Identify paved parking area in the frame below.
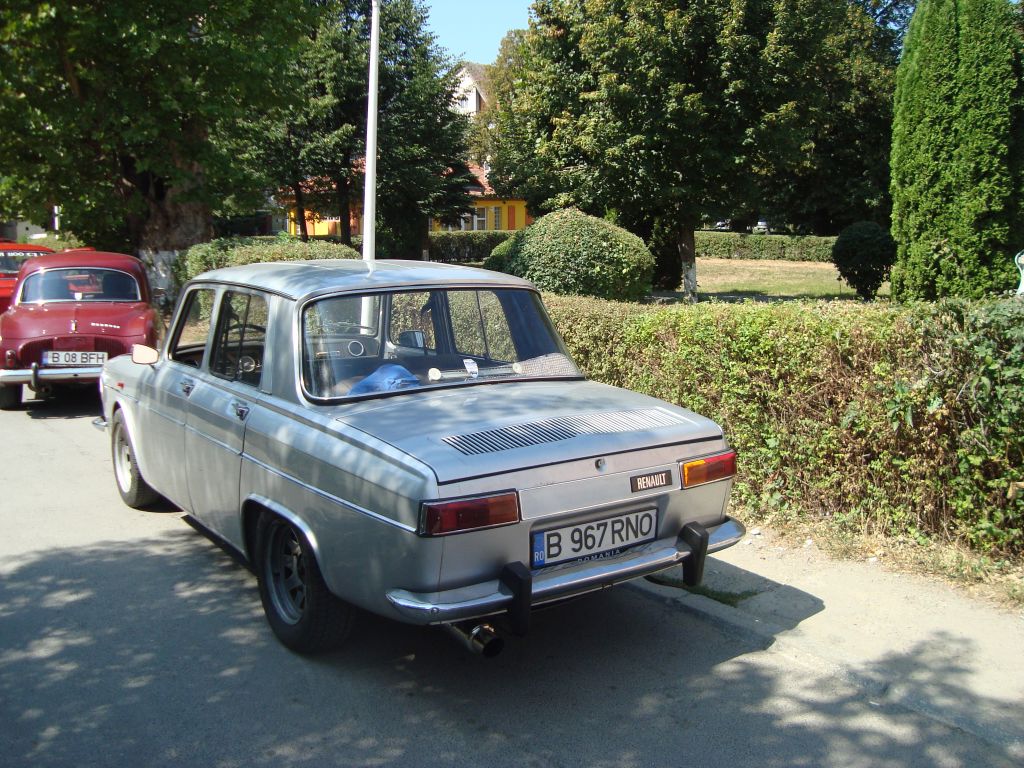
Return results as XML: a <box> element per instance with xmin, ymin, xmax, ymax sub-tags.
<box><xmin>0</xmin><ymin>391</ymin><xmax>1017</xmax><ymax>767</ymax></box>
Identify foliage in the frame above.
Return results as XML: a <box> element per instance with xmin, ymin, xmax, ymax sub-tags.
<box><xmin>832</xmin><ymin>221</ymin><xmax>897</xmax><ymax>299</ymax></box>
<box><xmin>695</xmin><ymin>232</ymin><xmax>835</xmax><ymax>263</ymax></box>
<box><xmin>543</xmin><ymin>294</ymin><xmax>1023</xmax><ymax>555</ymax></box>
<box><xmin>0</xmin><ymin>0</ymin><xmax>312</xmax><ymax>252</ymax></box>
<box><xmin>19</xmin><ymin>232</ymin><xmax>86</xmax><ymax>252</ymax></box>
<box><xmin>756</xmin><ymin>2</ymin><xmax>898</xmax><ymax>236</ymax></box>
<box><xmin>890</xmin><ymin>0</ymin><xmax>1024</xmax><ymax>299</ymax></box>
<box><xmin>484</xmin><ymin>209</ymin><xmax>653</xmax><ymax>301</ymax></box>
<box><xmin>487</xmin><ymin>0</ymin><xmax>896</xmax><ymax>293</ymax></box>
<box><xmin>428</xmin><ymin>231</ymin><xmax>514</xmax><ymax>263</ymax></box>
<box><xmin>239</xmin><ymin>0</ymin><xmax>474</xmax><ymax>257</ymax></box>
<box><xmin>178</xmin><ymin>236</ymin><xmax>359</xmax><ymax>283</ymax></box>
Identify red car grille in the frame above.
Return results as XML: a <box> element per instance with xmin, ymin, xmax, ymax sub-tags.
<box><xmin>18</xmin><ymin>336</ymin><xmax>130</xmax><ymax>365</ymax></box>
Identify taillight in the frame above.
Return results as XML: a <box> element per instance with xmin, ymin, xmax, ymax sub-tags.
<box><xmin>681</xmin><ymin>451</ymin><xmax>737</xmax><ymax>488</ymax></box>
<box><xmin>420</xmin><ymin>492</ymin><xmax>520</xmax><ymax>536</ymax></box>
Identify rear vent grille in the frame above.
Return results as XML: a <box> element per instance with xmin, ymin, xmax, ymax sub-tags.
<box><xmin>442</xmin><ymin>408</ymin><xmax>687</xmax><ymax>456</ymax></box>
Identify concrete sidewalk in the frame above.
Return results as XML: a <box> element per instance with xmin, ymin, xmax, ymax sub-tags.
<box><xmin>638</xmin><ymin>528</ymin><xmax>1024</xmax><ymax>759</ymax></box>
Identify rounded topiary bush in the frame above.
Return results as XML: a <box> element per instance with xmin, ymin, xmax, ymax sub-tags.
<box><xmin>483</xmin><ymin>208</ymin><xmax>654</xmax><ymax>301</ymax></box>
<box><xmin>832</xmin><ymin>222</ymin><xmax>897</xmax><ymax>300</ymax></box>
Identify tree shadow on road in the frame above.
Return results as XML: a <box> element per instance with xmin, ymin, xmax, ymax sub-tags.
<box><xmin>0</xmin><ymin>528</ymin><xmax>1017</xmax><ymax>768</ymax></box>
<box><xmin>22</xmin><ymin>388</ymin><xmax>103</xmax><ymax>420</ymax></box>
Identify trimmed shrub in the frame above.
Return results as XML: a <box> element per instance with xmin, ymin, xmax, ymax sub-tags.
<box><xmin>23</xmin><ymin>232</ymin><xmax>86</xmax><ymax>252</ymax></box>
<box><xmin>178</xmin><ymin>236</ymin><xmax>359</xmax><ymax>283</ymax></box>
<box><xmin>429</xmin><ymin>231</ymin><xmax>514</xmax><ymax>263</ymax></box>
<box><xmin>543</xmin><ymin>294</ymin><xmax>1023</xmax><ymax>556</ymax></box>
<box><xmin>695</xmin><ymin>231</ymin><xmax>835</xmax><ymax>262</ymax></box>
<box><xmin>832</xmin><ymin>221</ymin><xmax>897</xmax><ymax>300</ymax></box>
<box><xmin>483</xmin><ymin>208</ymin><xmax>654</xmax><ymax>301</ymax></box>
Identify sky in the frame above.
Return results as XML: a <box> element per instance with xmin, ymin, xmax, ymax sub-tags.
<box><xmin>425</xmin><ymin>0</ymin><xmax>533</xmax><ymax>65</ymax></box>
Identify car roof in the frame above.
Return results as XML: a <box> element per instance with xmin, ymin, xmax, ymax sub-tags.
<box><xmin>19</xmin><ymin>250</ymin><xmax>145</xmax><ymax>274</ymax></box>
<box><xmin>192</xmin><ymin>259</ymin><xmax>536</xmax><ymax>300</ymax></box>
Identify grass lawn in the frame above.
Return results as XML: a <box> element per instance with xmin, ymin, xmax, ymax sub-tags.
<box><xmin>676</xmin><ymin>258</ymin><xmax>890</xmax><ymax>302</ymax></box>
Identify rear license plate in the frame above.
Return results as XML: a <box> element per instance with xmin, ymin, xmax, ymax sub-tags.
<box><xmin>532</xmin><ymin>509</ymin><xmax>657</xmax><ymax>568</ymax></box>
<box><xmin>42</xmin><ymin>350</ymin><xmax>108</xmax><ymax>366</ymax></box>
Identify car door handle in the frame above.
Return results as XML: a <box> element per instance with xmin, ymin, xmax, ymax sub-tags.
<box><xmin>180</xmin><ymin>378</ymin><xmax>195</xmax><ymax>396</ymax></box>
<box><xmin>231</xmin><ymin>401</ymin><xmax>250</xmax><ymax>420</ymax></box>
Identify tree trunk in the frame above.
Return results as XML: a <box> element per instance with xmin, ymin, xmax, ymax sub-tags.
<box><xmin>126</xmin><ymin>183</ymin><xmax>213</xmax><ymax>298</ymax></box>
<box><xmin>292</xmin><ymin>181</ymin><xmax>309</xmax><ymax>242</ymax></box>
<box><xmin>675</xmin><ymin>227</ymin><xmax>698</xmax><ymax>301</ymax></box>
<box><xmin>335</xmin><ymin>176</ymin><xmax>352</xmax><ymax>246</ymax></box>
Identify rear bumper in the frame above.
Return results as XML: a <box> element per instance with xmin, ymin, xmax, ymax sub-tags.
<box><xmin>0</xmin><ymin>363</ymin><xmax>102</xmax><ymax>388</ymax></box>
<box><xmin>386</xmin><ymin>516</ymin><xmax>745</xmax><ymax>627</ymax></box>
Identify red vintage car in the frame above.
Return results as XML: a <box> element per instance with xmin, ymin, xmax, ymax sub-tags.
<box><xmin>0</xmin><ymin>239</ymin><xmax>55</xmax><ymax>314</ymax></box>
<box><xmin>0</xmin><ymin>249</ymin><xmax>160</xmax><ymax>409</ymax></box>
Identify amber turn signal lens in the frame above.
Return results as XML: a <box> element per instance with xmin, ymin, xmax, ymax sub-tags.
<box><xmin>681</xmin><ymin>451</ymin><xmax>737</xmax><ymax>488</ymax></box>
<box><xmin>421</xmin><ymin>491</ymin><xmax>521</xmax><ymax>536</ymax></box>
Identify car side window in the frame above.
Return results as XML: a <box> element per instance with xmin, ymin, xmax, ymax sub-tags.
<box><xmin>210</xmin><ymin>290</ymin><xmax>268</xmax><ymax>388</ymax></box>
<box><xmin>449</xmin><ymin>290</ymin><xmax>516</xmax><ymax>362</ymax></box>
<box><xmin>169</xmin><ymin>288</ymin><xmax>217</xmax><ymax>368</ymax></box>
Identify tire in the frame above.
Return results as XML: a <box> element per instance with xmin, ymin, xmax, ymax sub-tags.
<box><xmin>255</xmin><ymin>511</ymin><xmax>354</xmax><ymax>654</ymax></box>
<box><xmin>0</xmin><ymin>384</ymin><xmax>21</xmax><ymax>410</ymax></box>
<box><xmin>111</xmin><ymin>409</ymin><xmax>160</xmax><ymax>509</ymax></box>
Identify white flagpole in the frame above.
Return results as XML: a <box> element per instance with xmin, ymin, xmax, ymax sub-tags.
<box><xmin>362</xmin><ymin>0</ymin><xmax>381</xmax><ymax>263</ymax></box>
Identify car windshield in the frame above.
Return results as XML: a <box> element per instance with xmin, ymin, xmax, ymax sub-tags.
<box><xmin>0</xmin><ymin>250</ymin><xmax>46</xmax><ymax>275</ymax></box>
<box><xmin>302</xmin><ymin>287</ymin><xmax>583</xmax><ymax>400</ymax></box>
<box><xmin>19</xmin><ymin>268</ymin><xmax>141</xmax><ymax>303</ymax></box>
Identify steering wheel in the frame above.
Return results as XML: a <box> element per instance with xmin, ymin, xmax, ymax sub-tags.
<box><xmin>225</xmin><ymin>322</ymin><xmax>266</xmax><ymax>338</ymax></box>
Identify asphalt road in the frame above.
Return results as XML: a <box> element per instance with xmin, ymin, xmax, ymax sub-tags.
<box><xmin>0</xmin><ymin>389</ymin><xmax>1014</xmax><ymax>768</ymax></box>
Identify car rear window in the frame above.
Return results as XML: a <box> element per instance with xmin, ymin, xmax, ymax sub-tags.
<box><xmin>19</xmin><ymin>268</ymin><xmax>141</xmax><ymax>303</ymax></box>
<box><xmin>302</xmin><ymin>287</ymin><xmax>582</xmax><ymax>400</ymax></box>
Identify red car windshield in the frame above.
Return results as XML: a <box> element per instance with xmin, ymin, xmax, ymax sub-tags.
<box><xmin>19</xmin><ymin>268</ymin><xmax>141</xmax><ymax>303</ymax></box>
<box><xmin>0</xmin><ymin>250</ymin><xmax>48</xmax><ymax>275</ymax></box>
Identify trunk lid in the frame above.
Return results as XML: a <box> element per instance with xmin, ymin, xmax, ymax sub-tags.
<box><xmin>334</xmin><ymin>380</ymin><xmax>723</xmax><ymax>484</ymax></box>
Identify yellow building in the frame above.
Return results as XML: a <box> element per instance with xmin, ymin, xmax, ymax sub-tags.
<box><xmin>283</xmin><ymin>164</ymin><xmax>531</xmax><ymax>239</ymax></box>
<box><xmin>430</xmin><ymin>164</ymin><xmax>531</xmax><ymax>233</ymax></box>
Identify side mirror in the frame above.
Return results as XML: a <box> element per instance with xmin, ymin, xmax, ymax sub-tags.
<box><xmin>131</xmin><ymin>344</ymin><xmax>159</xmax><ymax>365</ymax></box>
<box><xmin>398</xmin><ymin>330</ymin><xmax>426</xmax><ymax>349</ymax></box>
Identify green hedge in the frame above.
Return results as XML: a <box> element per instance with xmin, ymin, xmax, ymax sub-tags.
<box><xmin>429</xmin><ymin>231</ymin><xmax>514</xmax><ymax>263</ymax></box>
<box><xmin>177</xmin><ymin>236</ymin><xmax>360</xmax><ymax>283</ymax></box>
<box><xmin>544</xmin><ymin>295</ymin><xmax>1024</xmax><ymax>556</ymax></box>
<box><xmin>696</xmin><ymin>231</ymin><xmax>836</xmax><ymax>262</ymax></box>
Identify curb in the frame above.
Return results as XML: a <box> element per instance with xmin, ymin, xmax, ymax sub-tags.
<box><xmin>632</xmin><ymin>577</ymin><xmax>1024</xmax><ymax>759</ymax></box>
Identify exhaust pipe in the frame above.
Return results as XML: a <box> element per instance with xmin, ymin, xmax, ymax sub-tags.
<box><xmin>445</xmin><ymin>622</ymin><xmax>504</xmax><ymax>657</ymax></box>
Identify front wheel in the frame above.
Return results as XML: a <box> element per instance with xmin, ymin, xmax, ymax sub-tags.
<box><xmin>0</xmin><ymin>384</ymin><xmax>21</xmax><ymax>410</ymax></box>
<box><xmin>256</xmin><ymin>511</ymin><xmax>354</xmax><ymax>653</ymax></box>
<box><xmin>111</xmin><ymin>409</ymin><xmax>160</xmax><ymax>509</ymax></box>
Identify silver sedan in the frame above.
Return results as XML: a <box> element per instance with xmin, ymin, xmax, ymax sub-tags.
<box><xmin>98</xmin><ymin>260</ymin><xmax>743</xmax><ymax>656</ymax></box>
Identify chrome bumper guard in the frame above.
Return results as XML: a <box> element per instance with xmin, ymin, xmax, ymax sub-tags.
<box><xmin>0</xmin><ymin>362</ymin><xmax>103</xmax><ymax>389</ymax></box>
<box><xmin>387</xmin><ymin>516</ymin><xmax>746</xmax><ymax>628</ymax></box>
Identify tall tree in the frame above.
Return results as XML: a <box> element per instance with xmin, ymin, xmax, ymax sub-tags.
<box><xmin>890</xmin><ymin>0</ymin><xmax>1024</xmax><ymax>299</ymax></box>
<box><xmin>489</xmin><ymin>0</ymin><xmax>848</xmax><ymax>294</ymax></box>
<box><xmin>0</xmin><ymin>0</ymin><xmax>311</xmax><ymax>255</ymax></box>
<box><xmin>248</xmin><ymin>0</ymin><xmax>473</xmax><ymax>256</ymax></box>
<box><xmin>758</xmin><ymin>2</ymin><xmax>898</xmax><ymax>235</ymax></box>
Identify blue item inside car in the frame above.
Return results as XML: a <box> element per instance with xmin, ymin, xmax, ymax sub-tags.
<box><xmin>348</xmin><ymin>363</ymin><xmax>420</xmax><ymax>395</ymax></box>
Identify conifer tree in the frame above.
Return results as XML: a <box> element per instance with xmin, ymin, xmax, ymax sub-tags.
<box><xmin>890</xmin><ymin>0</ymin><xmax>1024</xmax><ymax>298</ymax></box>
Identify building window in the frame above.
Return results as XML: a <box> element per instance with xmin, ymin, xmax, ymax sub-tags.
<box><xmin>492</xmin><ymin>206</ymin><xmax>502</xmax><ymax>230</ymax></box>
<box><xmin>474</xmin><ymin>208</ymin><xmax>487</xmax><ymax>230</ymax></box>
